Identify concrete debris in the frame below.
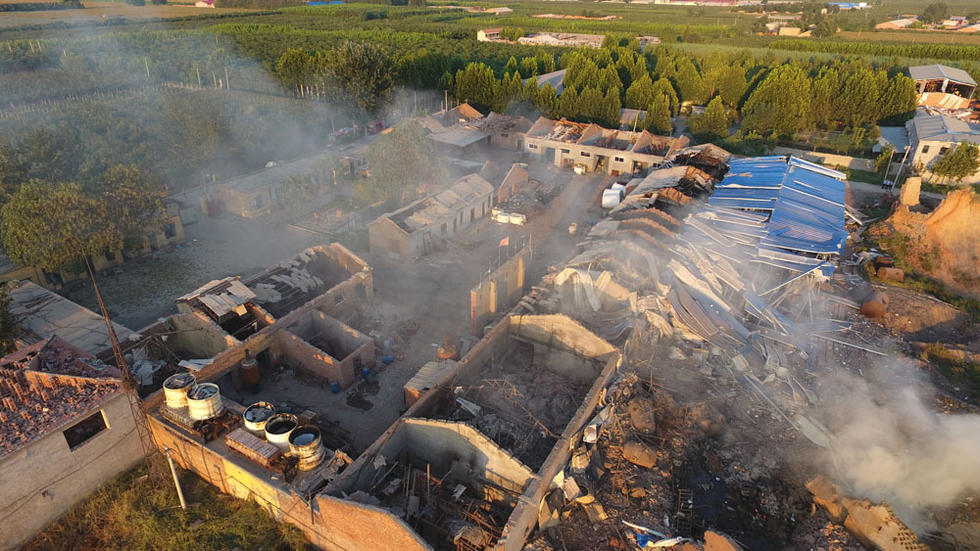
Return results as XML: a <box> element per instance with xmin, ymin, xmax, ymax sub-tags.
<box><xmin>627</xmin><ymin>397</ymin><xmax>657</xmax><ymax>434</ymax></box>
<box><xmin>620</xmin><ymin>441</ymin><xmax>657</xmax><ymax>469</ymax></box>
<box><xmin>806</xmin><ymin>477</ymin><xmax>928</xmax><ymax>551</ymax></box>
<box><xmin>702</xmin><ymin>530</ymin><xmax>742</xmax><ymax>551</ymax></box>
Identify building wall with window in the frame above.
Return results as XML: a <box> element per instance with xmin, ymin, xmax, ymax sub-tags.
<box><xmin>0</xmin><ymin>393</ymin><xmax>143</xmax><ymax>550</ymax></box>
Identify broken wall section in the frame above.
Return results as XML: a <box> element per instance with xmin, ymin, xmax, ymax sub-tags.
<box><xmin>471</xmin><ymin>247</ymin><xmax>530</xmax><ymax>336</ymax></box>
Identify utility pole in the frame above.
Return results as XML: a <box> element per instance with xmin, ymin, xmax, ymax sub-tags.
<box><xmin>144</xmin><ymin>57</ymin><xmax>150</xmax><ymax>80</ymax></box>
<box><xmin>164</xmin><ymin>448</ymin><xmax>187</xmax><ymax>510</ymax></box>
<box><xmin>85</xmin><ymin>259</ymin><xmax>157</xmax><ymax>474</ymax></box>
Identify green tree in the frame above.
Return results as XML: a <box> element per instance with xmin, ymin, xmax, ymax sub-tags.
<box><xmin>603</xmin><ymin>87</ymin><xmax>622</xmax><ymax>129</ymax></box>
<box><xmin>558</xmin><ymin>85</ymin><xmax>581</xmax><ymax>120</ymax></box>
<box><xmin>578</xmin><ymin>86</ymin><xmax>605</xmax><ymax>123</ymax></box>
<box><xmin>931</xmin><ymin>141</ymin><xmax>980</xmax><ymax>183</ymax></box>
<box><xmin>329</xmin><ymin>41</ymin><xmax>393</xmax><ymax>115</ymax></box>
<box><xmin>1</xmin><ymin>181</ymin><xmax>123</xmax><ymax>271</ymax></box>
<box><xmin>878</xmin><ymin>74</ymin><xmax>917</xmax><ymax>124</ymax></box>
<box><xmin>535</xmin><ymin>83</ymin><xmax>560</xmax><ymax>119</ymax></box>
<box><xmin>812</xmin><ymin>18</ymin><xmax>838</xmax><ymax>38</ymax></box>
<box><xmin>811</xmin><ymin>68</ymin><xmax>841</xmax><ymax>128</ymax></box>
<box><xmin>455</xmin><ymin>62</ymin><xmax>497</xmax><ymax>112</ymax></box>
<box><xmin>742</xmin><ymin>65</ymin><xmax>812</xmax><ymax>137</ymax></box>
<box><xmin>921</xmin><ymin>2</ymin><xmax>949</xmax><ymax>24</ymax></box>
<box><xmin>0</xmin><ymin>286</ymin><xmax>18</xmax><ymax>355</ymax></box>
<box><xmin>652</xmin><ymin>77</ymin><xmax>680</xmax><ymax>116</ymax></box>
<box><xmin>714</xmin><ymin>64</ymin><xmax>748</xmax><ymax>108</ymax></box>
<box><xmin>837</xmin><ymin>68</ymin><xmax>880</xmax><ymax>127</ymax></box>
<box><xmin>875</xmin><ymin>145</ymin><xmax>895</xmax><ymax>176</ymax></box>
<box><xmin>645</xmin><ymin>94</ymin><xmax>672</xmax><ymax>135</ymax></box>
<box><xmin>519</xmin><ymin>57</ymin><xmax>538</xmax><ymax>79</ymax></box>
<box><xmin>688</xmin><ymin>96</ymin><xmax>728</xmax><ymax>140</ymax></box>
<box><xmin>366</xmin><ymin>121</ymin><xmax>448</xmax><ymax>203</ymax></box>
<box><xmin>673</xmin><ymin>58</ymin><xmax>706</xmax><ymax>104</ymax></box>
<box><xmin>505</xmin><ymin>56</ymin><xmax>518</xmax><ymax>76</ymax></box>
<box><xmin>86</xmin><ymin>165</ymin><xmax>165</xmax><ymax>249</ymax></box>
<box><xmin>625</xmin><ymin>73</ymin><xmax>655</xmax><ymax>110</ymax></box>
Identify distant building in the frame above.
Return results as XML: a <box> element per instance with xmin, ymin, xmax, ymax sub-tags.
<box><xmin>875</xmin><ymin>18</ymin><xmax>918</xmax><ymax>30</ymax></box>
<box><xmin>941</xmin><ymin>16</ymin><xmax>968</xmax><ymax>29</ymax></box>
<box><xmin>5</xmin><ymin>280</ymin><xmax>137</xmax><ymax>359</ymax></box>
<box><xmin>527</xmin><ymin>69</ymin><xmax>567</xmax><ymax>96</ymax></box>
<box><xmin>908</xmin><ymin>64</ymin><xmax>978</xmax><ymax>108</ymax></box>
<box><xmin>522</xmin><ymin>117</ymin><xmax>690</xmax><ymax>176</ymax></box>
<box><xmin>476</xmin><ymin>28</ymin><xmax>501</xmax><ymax>42</ymax></box>
<box><xmin>518</xmin><ymin>32</ymin><xmax>605</xmax><ymax>49</ymax></box>
<box><xmin>905</xmin><ymin>112</ymin><xmax>980</xmax><ymax>184</ymax></box>
<box><xmin>0</xmin><ymin>337</ymin><xmax>143</xmax><ymax>549</ymax></box>
<box><xmin>485</xmin><ymin>6</ymin><xmax>512</xmax><ymax>14</ymax></box>
<box><xmin>637</xmin><ymin>35</ymin><xmax>661</xmax><ymax>48</ymax></box>
<box><xmin>956</xmin><ymin>23</ymin><xmax>980</xmax><ymax>33</ymax></box>
<box><xmin>368</xmin><ymin>174</ymin><xmax>494</xmax><ymax>259</ymax></box>
<box><xmin>829</xmin><ymin>2</ymin><xmax>869</xmax><ymax>10</ymax></box>
<box><xmin>205</xmin><ymin>152</ymin><xmax>338</xmax><ymax>218</ymax></box>
<box><xmin>777</xmin><ymin>26</ymin><xmax>811</xmax><ymax>37</ymax></box>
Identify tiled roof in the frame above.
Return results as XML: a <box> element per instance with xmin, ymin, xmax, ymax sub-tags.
<box><xmin>0</xmin><ymin>337</ymin><xmax>122</xmax><ymax>457</ymax></box>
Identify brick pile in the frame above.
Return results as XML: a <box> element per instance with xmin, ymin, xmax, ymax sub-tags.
<box><xmin>0</xmin><ymin>337</ymin><xmax>122</xmax><ymax>457</ymax></box>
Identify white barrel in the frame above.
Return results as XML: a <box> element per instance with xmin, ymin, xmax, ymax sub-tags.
<box><xmin>163</xmin><ymin>373</ymin><xmax>196</xmax><ymax>409</ymax></box>
<box><xmin>243</xmin><ymin>402</ymin><xmax>276</xmax><ymax>435</ymax></box>
<box><xmin>288</xmin><ymin>425</ymin><xmax>326</xmax><ymax>471</ymax></box>
<box><xmin>265</xmin><ymin>413</ymin><xmax>298</xmax><ymax>451</ymax></box>
<box><xmin>601</xmin><ymin>189</ymin><xmax>623</xmax><ymax>209</ymax></box>
<box><xmin>186</xmin><ymin>383</ymin><xmax>223</xmax><ymax>421</ymax></box>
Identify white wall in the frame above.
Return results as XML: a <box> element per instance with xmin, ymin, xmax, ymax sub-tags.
<box><xmin>0</xmin><ymin>393</ymin><xmax>144</xmax><ymax>550</ymax></box>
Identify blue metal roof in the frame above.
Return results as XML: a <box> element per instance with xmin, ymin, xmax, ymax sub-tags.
<box><xmin>707</xmin><ymin>156</ymin><xmax>847</xmax><ymax>274</ymax></box>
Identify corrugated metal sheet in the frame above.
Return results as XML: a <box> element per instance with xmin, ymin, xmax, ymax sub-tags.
<box><xmin>706</xmin><ymin>156</ymin><xmax>846</xmax><ymax>275</ymax></box>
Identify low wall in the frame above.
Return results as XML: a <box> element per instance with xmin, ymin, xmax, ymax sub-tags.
<box><xmin>471</xmin><ymin>247</ymin><xmax>530</xmax><ymax>336</ymax></box>
<box><xmin>771</xmin><ymin>147</ymin><xmax>874</xmax><ymax>172</ymax></box>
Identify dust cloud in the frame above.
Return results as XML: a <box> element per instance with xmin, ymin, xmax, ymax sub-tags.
<box><xmin>817</xmin><ymin>358</ymin><xmax>980</xmax><ymax>530</ymax></box>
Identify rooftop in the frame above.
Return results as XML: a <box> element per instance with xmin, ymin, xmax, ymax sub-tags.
<box><xmin>908</xmin><ymin>64</ymin><xmax>978</xmax><ymax>87</ymax></box>
<box><xmin>385</xmin><ymin>174</ymin><xmax>494</xmax><ymax>234</ymax></box>
<box><xmin>0</xmin><ymin>336</ymin><xmax>121</xmax><ymax>457</ymax></box>
<box><xmin>705</xmin><ymin>156</ymin><xmax>848</xmax><ymax>272</ymax></box>
<box><xmin>245</xmin><ymin>246</ymin><xmax>354</xmax><ymax>318</ymax></box>
<box><xmin>176</xmin><ymin>277</ymin><xmax>256</xmax><ymax>319</ymax></box>
<box><xmin>907</xmin><ymin>112</ymin><xmax>980</xmax><ymax>144</ymax></box>
<box><xmin>6</xmin><ymin>280</ymin><xmax>137</xmax><ymax>357</ymax></box>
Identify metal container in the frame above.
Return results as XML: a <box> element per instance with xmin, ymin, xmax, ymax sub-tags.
<box><xmin>265</xmin><ymin>413</ymin><xmax>298</xmax><ymax>451</ymax></box>
<box><xmin>186</xmin><ymin>383</ymin><xmax>224</xmax><ymax>421</ymax></box>
<box><xmin>240</xmin><ymin>351</ymin><xmax>260</xmax><ymax>389</ymax></box>
<box><xmin>288</xmin><ymin>425</ymin><xmax>326</xmax><ymax>471</ymax></box>
<box><xmin>243</xmin><ymin>401</ymin><xmax>276</xmax><ymax>435</ymax></box>
<box><xmin>163</xmin><ymin>373</ymin><xmax>196</xmax><ymax>410</ymax></box>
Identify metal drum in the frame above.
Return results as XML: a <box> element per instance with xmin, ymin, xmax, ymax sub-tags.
<box><xmin>243</xmin><ymin>402</ymin><xmax>276</xmax><ymax>435</ymax></box>
<box><xmin>163</xmin><ymin>373</ymin><xmax>196</xmax><ymax>409</ymax></box>
<box><xmin>288</xmin><ymin>425</ymin><xmax>326</xmax><ymax>471</ymax></box>
<box><xmin>186</xmin><ymin>383</ymin><xmax>224</xmax><ymax>421</ymax></box>
<box><xmin>265</xmin><ymin>413</ymin><xmax>298</xmax><ymax>451</ymax></box>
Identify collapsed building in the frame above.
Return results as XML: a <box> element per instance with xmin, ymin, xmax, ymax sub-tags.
<box><xmin>368</xmin><ymin>174</ymin><xmax>495</xmax><ymax>259</ymax></box>
<box><xmin>0</xmin><ymin>337</ymin><xmax>143</xmax><ymax>549</ymax></box>
<box><xmin>521</xmin><ymin>117</ymin><xmax>690</xmax><ymax>176</ymax></box>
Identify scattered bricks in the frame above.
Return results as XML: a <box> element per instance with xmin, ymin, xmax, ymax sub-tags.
<box><xmin>627</xmin><ymin>397</ymin><xmax>657</xmax><ymax>434</ymax></box>
<box><xmin>619</xmin><ymin>441</ymin><xmax>657</xmax><ymax>469</ymax></box>
<box><xmin>877</xmin><ymin>267</ymin><xmax>904</xmax><ymax>282</ymax></box>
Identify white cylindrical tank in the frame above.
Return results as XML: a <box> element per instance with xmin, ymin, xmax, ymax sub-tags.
<box><xmin>265</xmin><ymin>413</ymin><xmax>298</xmax><ymax>451</ymax></box>
<box><xmin>163</xmin><ymin>373</ymin><xmax>196</xmax><ymax>409</ymax></box>
<box><xmin>288</xmin><ymin>425</ymin><xmax>326</xmax><ymax>471</ymax></box>
<box><xmin>243</xmin><ymin>402</ymin><xmax>276</xmax><ymax>435</ymax></box>
<box><xmin>186</xmin><ymin>383</ymin><xmax>223</xmax><ymax>421</ymax></box>
<box><xmin>602</xmin><ymin>189</ymin><xmax>623</xmax><ymax>209</ymax></box>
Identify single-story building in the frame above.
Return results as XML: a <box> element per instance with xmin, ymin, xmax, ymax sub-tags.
<box><xmin>875</xmin><ymin>18</ymin><xmax>917</xmax><ymax>30</ymax></box>
<box><xmin>0</xmin><ymin>337</ymin><xmax>143</xmax><ymax>549</ymax></box>
<box><xmin>476</xmin><ymin>28</ymin><xmax>501</xmax><ymax>42</ymax></box>
<box><xmin>522</xmin><ymin>116</ymin><xmax>690</xmax><ymax>176</ymax></box>
<box><xmin>905</xmin><ymin>112</ymin><xmax>980</xmax><ymax>184</ymax></box>
<box><xmin>909</xmin><ymin>64</ymin><xmax>977</xmax><ymax>100</ymax></box>
<box><xmin>368</xmin><ymin>174</ymin><xmax>495</xmax><ymax>259</ymax></box>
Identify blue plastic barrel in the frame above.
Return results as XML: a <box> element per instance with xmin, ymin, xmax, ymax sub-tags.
<box><xmin>330</xmin><ymin>381</ymin><xmax>340</xmax><ymax>393</ymax></box>
<box><xmin>362</xmin><ymin>367</ymin><xmax>371</xmax><ymax>379</ymax></box>
<box><xmin>381</xmin><ymin>355</ymin><xmax>394</xmax><ymax>365</ymax></box>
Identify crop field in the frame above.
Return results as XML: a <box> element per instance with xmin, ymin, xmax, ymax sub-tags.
<box><xmin>0</xmin><ymin>1</ymin><xmax>258</xmax><ymax>28</ymax></box>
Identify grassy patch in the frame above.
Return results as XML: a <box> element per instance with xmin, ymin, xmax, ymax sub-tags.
<box><xmin>919</xmin><ymin>342</ymin><xmax>980</xmax><ymax>398</ymax></box>
<box><xmin>920</xmin><ymin>181</ymin><xmax>980</xmax><ymax>196</ymax></box>
<box><xmin>863</xmin><ymin>229</ymin><xmax>980</xmax><ymax>321</ymax></box>
<box><xmin>24</xmin><ymin>462</ymin><xmax>310</xmax><ymax>551</ymax></box>
<box><xmin>846</xmin><ymin>168</ymin><xmax>884</xmax><ymax>187</ymax></box>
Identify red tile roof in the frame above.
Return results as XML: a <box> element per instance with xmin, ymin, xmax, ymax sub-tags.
<box><xmin>0</xmin><ymin>337</ymin><xmax>122</xmax><ymax>457</ymax></box>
